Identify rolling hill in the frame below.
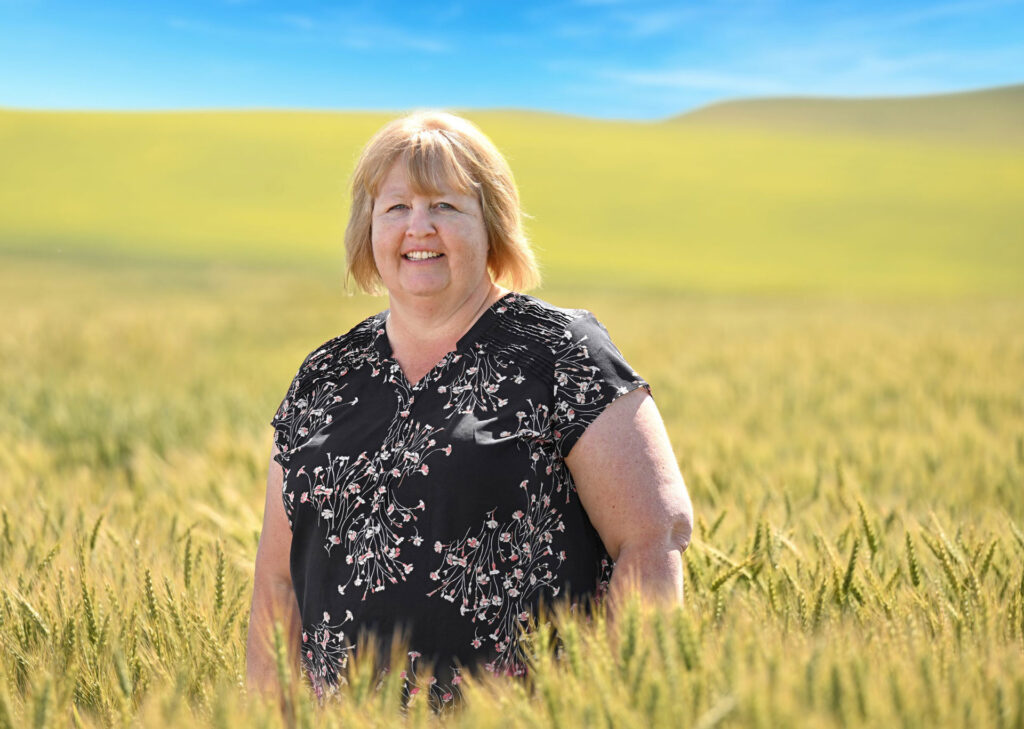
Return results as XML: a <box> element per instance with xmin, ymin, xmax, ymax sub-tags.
<box><xmin>672</xmin><ymin>83</ymin><xmax>1024</xmax><ymax>143</ymax></box>
<box><xmin>1</xmin><ymin>87</ymin><xmax>1021</xmax><ymax>295</ymax></box>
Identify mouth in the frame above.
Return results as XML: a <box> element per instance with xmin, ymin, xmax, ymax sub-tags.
<box><xmin>403</xmin><ymin>251</ymin><xmax>444</xmax><ymax>261</ymax></box>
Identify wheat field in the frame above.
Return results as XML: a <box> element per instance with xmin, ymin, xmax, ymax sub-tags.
<box><xmin>1</xmin><ymin>96</ymin><xmax>1023</xmax><ymax>726</ymax></box>
<box><xmin>1</xmin><ymin>253</ymin><xmax>1022</xmax><ymax>727</ymax></box>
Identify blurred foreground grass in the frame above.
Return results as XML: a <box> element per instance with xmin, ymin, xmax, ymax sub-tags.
<box><xmin>1</xmin><ymin>254</ymin><xmax>1023</xmax><ymax>727</ymax></box>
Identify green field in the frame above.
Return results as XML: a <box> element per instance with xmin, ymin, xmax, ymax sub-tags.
<box><xmin>1</xmin><ymin>89</ymin><xmax>1023</xmax><ymax>727</ymax></box>
<box><xmin>2</xmin><ymin>84</ymin><xmax>1023</xmax><ymax>294</ymax></box>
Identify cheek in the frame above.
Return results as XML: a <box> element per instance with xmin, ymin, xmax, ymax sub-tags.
<box><xmin>370</xmin><ymin>221</ymin><xmax>396</xmax><ymax>256</ymax></box>
<box><xmin>464</xmin><ymin>223</ymin><xmax>490</xmax><ymax>263</ymax></box>
<box><xmin>370</xmin><ymin>219</ymin><xmax>386</xmax><ymax>246</ymax></box>
<box><xmin>369</xmin><ymin>230</ymin><xmax>393</xmax><ymax>275</ymax></box>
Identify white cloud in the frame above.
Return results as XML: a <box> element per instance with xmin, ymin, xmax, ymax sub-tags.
<box><xmin>885</xmin><ymin>0</ymin><xmax>1023</xmax><ymax>27</ymax></box>
<box><xmin>166</xmin><ymin>17</ymin><xmax>227</xmax><ymax>36</ymax></box>
<box><xmin>553</xmin><ymin>4</ymin><xmax>708</xmax><ymax>39</ymax></box>
<box><xmin>597</xmin><ymin>37</ymin><xmax>1024</xmax><ymax>109</ymax></box>
<box><xmin>277</xmin><ymin>14</ymin><xmax>315</xmax><ymax>31</ymax></box>
<box><xmin>617</xmin><ymin>7</ymin><xmax>704</xmax><ymax>37</ymax></box>
<box><xmin>166</xmin><ymin>13</ymin><xmax>451</xmax><ymax>54</ymax></box>
<box><xmin>603</xmin><ymin>68</ymin><xmax>790</xmax><ymax>94</ymax></box>
<box><xmin>334</xmin><ymin>25</ymin><xmax>450</xmax><ymax>54</ymax></box>
<box><xmin>552</xmin><ymin>22</ymin><xmax>603</xmax><ymax>39</ymax></box>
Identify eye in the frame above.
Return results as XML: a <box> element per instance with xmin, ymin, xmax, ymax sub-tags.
<box><xmin>434</xmin><ymin>201</ymin><xmax>457</xmax><ymax>211</ymax></box>
<box><xmin>385</xmin><ymin>203</ymin><xmax>408</xmax><ymax>213</ymax></box>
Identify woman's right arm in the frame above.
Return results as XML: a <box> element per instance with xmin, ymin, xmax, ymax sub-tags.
<box><xmin>246</xmin><ymin>444</ymin><xmax>302</xmax><ymax>696</ymax></box>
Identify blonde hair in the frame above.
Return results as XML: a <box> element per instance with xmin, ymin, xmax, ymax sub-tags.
<box><xmin>345</xmin><ymin>111</ymin><xmax>540</xmax><ymax>294</ymax></box>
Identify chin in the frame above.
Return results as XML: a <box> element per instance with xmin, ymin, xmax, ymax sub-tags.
<box><xmin>396</xmin><ymin>274</ymin><xmax>451</xmax><ymax>297</ymax></box>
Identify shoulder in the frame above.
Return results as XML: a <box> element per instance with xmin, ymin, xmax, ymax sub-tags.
<box><xmin>289</xmin><ymin>311</ymin><xmax>385</xmax><ymax>384</ymax></box>
<box><xmin>491</xmin><ymin>293</ymin><xmax>601</xmax><ymax>351</ymax></box>
<box><xmin>496</xmin><ymin>296</ymin><xmax>649</xmax><ymax>456</ymax></box>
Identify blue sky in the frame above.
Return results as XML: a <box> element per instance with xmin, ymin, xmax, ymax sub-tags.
<box><xmin>1</xmin><ymin>0</ymin><xmax>1022</xmax><ymax>119</ymax></box>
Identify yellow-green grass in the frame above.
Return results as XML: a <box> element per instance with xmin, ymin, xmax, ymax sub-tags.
<box><xmin>2</xmin><ymin>255</ymin><xmax>1023</xmax><ymax>727</ymax></box>
<box><xmin>2</xmin><ymin>106</ymin><xmax>1022</xmax><ymax>295</ymax></box>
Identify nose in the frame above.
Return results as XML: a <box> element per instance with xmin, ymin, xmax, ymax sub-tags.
<box><xmin>405</xmin><ymin>204</ymin><xmax>435</xmax><ymax>238</ymax></box>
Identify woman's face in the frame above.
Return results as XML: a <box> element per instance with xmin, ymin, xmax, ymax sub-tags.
<box><xmin>371</xmin><ymin>159</ymin><xmax>491</xmax><ymax>305</ymax></box>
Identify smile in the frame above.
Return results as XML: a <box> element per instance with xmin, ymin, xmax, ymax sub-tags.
<box><xmin>403</xmin><ymin>251</ymin><xmax>444</xmax><ymax>260</ymax></box>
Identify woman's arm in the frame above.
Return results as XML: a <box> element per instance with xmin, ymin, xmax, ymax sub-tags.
<box><xmin>246</xmin><ymin>444</ymin><xmax>302</xmax><ymax>696</ymax></box>
<box><xmin>565</xmin><ymin>388</ymin><xmax>693</xmax><ymax>611</ymax></box>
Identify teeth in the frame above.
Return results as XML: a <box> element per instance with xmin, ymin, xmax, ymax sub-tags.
<box><xmin>404</xmin><ymin>251</ymin><xmax>442</xmax><ymax>260</ymax></box>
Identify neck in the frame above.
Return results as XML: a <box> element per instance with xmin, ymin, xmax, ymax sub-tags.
<box><xmin>385</xmin><ymin>281</ymin><xmax>507</xmax><ymax>372</ymax></box>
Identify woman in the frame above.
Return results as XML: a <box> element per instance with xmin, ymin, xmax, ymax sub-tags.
<box><xmin>246</xmin><ymin>111</ymin><xmax>692</xmax><ymax>705</ymax></box>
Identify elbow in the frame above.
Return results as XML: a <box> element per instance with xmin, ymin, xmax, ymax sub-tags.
<box><xmin>670</xmin><ymin>506</ymin><xmax>693</xmax><ymax>554</ymax></box>
<box><xmin>669</xmin><ymin>488</ymin><xmax>694</xmax><ymax>554</ymax></box>
<box><xmin>614</xmin><ymin>486</ymin><xmax>693</xmax><ymax>559</ymax></box>
<box><xmin>618</xmin><ymin>499</ymin><xmax>692</xmax><ymax>560</ymax></box>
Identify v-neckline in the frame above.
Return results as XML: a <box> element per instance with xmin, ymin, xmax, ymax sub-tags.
<box><xmin>373</xmin><ymin>292</ymin><xmax>516</xmax><ymax>389</ymax></box>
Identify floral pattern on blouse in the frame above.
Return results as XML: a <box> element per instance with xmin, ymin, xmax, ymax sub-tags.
<box><xmin>271</xmin><ymin>292</ymin><xmax>648</xmax><ymax>700</ymax></box>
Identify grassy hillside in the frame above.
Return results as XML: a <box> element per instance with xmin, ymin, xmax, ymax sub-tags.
<box><xmin>1</xmin><ymin>100</ymin><xmax>1022</xmax><ymax>295</ymax></box>
<box><xmin>673</xmin><ymin>83</ymin><xmax>1024</xmax><ymax>143</ymax></box>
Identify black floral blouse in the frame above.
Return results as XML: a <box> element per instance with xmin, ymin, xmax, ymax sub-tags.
<box><xmin>270</xmin><ymin>292</ymin><xmax>648</xmax><ymax>704</ymax></box>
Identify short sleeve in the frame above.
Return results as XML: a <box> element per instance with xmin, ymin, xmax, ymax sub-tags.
<box><xmin>269</xmin><ymin>351</ymin><xmax>317</xmax><ymax>469</ymax></box>
<box><xmin>550</xmin><ymin>311</ymin><xmax>650</xmax><ymax>458</ymax></box>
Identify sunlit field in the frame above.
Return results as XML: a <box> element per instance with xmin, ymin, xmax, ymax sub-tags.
<box><xmin>1</xmin><ymin>94</ymin><xmax>1023</xmax><ymax>727</ymax></box>
<box><xmin>2</xmin><ymin>92</ymin><xmax>1023</xmax><ymax>295</ymax></box>
<box><xmin>2</xmin><ymin>255</ymin><xmax>1022</xmax><ymax>727</ymax></box>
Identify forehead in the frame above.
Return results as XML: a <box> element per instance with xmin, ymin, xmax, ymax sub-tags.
<box><xmin>373</xmin><ymin>148</ymin><xmax>478</xmax><ymax>199</ymax></box>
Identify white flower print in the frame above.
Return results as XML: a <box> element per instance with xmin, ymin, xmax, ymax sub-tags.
<box><xmin>302</xmin><ymin>610</ymin><xmax>355</xmax><ymax>697</ymax></box>
<box><xmin>271</xmin><ymin>294</ymin><xmax>645</xmax><ymax>692</ymax></box>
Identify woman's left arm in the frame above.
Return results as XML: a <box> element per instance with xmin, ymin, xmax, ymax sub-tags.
<box><xmin>565</xmin><ymin>387</ymin><xmax>693</xmax><ymax>609</ymax></box>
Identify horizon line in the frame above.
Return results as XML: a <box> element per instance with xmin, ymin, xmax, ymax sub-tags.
<box><xmin>1</xmin><ymin>80</ymin><xmax>1021</xmax><ymax>123</ymax></box>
